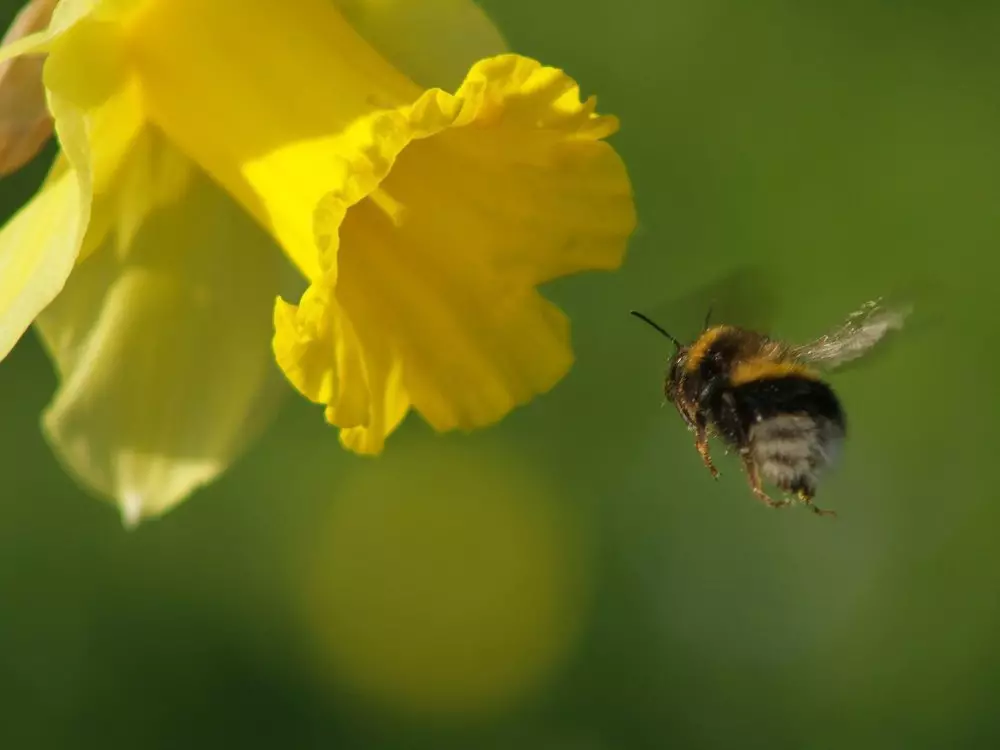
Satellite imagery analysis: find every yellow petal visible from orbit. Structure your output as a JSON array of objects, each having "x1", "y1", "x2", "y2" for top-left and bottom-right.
[
  {"x1": 0, "y1": 0, "x2": 121, "y2": 71},
  {"x1": 0, "y1": 3, "x2": 142, "y2": 362},
  {"x1": 37, "y1": 134, "x2": 299, "y2": 525},
  {"x1": 330, "y1": 314, "x2": 410, "y2": 455},
  {"x1": 273, "y1": 279, "x2": 409, "y2": 455},
  {"x1": 273, "y1": 282, "x2": 370, "y2": 429},
  {"x1": 274, "y1": 55, "x2": 636, "y2": 450},
  {"x1": 0, "y1": 166, "x2": 81, "y2": 361},
  {"x1": 334, "y1": 0, "x2": 507, "y2": 90}
]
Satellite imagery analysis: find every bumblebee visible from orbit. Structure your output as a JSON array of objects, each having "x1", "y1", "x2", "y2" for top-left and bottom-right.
[{"x1": 631, "y1": 300, "x2": 910, "y2": 517}]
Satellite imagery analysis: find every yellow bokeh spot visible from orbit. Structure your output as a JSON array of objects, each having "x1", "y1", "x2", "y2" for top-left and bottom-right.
[{"x1": 299, "y1": 442, "x2": 589, "y2": 720}]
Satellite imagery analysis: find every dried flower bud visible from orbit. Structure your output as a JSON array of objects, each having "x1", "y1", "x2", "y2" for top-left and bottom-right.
[{"x1": 0, "y1": 0, "x2": 57, "y2": 176}]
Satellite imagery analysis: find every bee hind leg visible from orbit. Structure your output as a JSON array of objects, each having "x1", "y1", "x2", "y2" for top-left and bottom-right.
[
  {"x1": 796, "y1": 487, "x2": 837, "y2": 519},
  {"x1": 740, "y1": 454, "x2": 789, "y2": 510}
]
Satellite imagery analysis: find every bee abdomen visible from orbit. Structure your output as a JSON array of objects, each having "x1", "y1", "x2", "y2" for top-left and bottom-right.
[
  {"x1": 750, "y1": 413, "x2": 844, "y2": 495},
  {"x1": 714, "y1": 374, "x2": 846, "y2": 495}
]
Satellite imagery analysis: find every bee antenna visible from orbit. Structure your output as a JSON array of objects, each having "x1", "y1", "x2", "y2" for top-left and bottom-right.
[
  {"x1": 703, "y1": 301, "x2": 715, "y2": 330},
  {"x1": 629, "y1": 310, "x2": 682, "y2": 349}
]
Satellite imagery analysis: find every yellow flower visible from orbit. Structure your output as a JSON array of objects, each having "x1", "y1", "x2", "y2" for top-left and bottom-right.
[{"x1": 0, "y1": 0, "x2": 636, "y2": 523}]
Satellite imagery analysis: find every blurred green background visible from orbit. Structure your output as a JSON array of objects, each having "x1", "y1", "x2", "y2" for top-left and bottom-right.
[{"x1": 1, "y1": 0, "x2": 999, "y2": 747}]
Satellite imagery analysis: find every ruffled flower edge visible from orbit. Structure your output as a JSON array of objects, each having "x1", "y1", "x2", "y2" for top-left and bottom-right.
[{"x1": 273, "y1": 53, "x2": 636, "y2": 453}]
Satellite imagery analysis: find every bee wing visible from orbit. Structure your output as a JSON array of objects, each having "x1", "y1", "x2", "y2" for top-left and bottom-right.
[
  {"x1": 640, "y1": 264, "x2": 778, "y2": 341},
  {"x1": 788, "y1": 299, "x2": 912, "y2": 371}
]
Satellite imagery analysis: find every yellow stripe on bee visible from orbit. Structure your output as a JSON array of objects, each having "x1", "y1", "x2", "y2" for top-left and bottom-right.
[
  {"x1": 729, "y1": 358, "x2": 820, "y2": 386},
  {"x1": 684, "y1": 326, "x2": 735, "y2": 373}
]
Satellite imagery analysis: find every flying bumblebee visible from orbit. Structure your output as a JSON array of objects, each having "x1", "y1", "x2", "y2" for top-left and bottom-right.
[{"x1": 631, "y1": 299, "x2": 910, "y2": 517}]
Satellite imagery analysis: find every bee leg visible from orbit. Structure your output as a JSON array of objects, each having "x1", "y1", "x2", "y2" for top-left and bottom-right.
[
  {"x1": 694, "y1": 425, "x2": 720, "y2": 479},
  {"x1": 740, "y1": 454, "x2": 788, "y2": 509},
  {"x1": 797, "y1": 488, "x2": 837, "y2": 519}
]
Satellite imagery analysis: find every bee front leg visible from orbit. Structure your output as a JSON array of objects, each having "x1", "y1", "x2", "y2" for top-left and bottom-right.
[
  {"x1": 740, "y1": 454, "x2": 788, "y2": 510},
  {"x1": 694, "y1": 417, "x2": 720, "y2": 480}
]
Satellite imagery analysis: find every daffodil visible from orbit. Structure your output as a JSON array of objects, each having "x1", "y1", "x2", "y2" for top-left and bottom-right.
[{"x1": 0, "y1": 0, "x2": 636, "y2": 523}]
